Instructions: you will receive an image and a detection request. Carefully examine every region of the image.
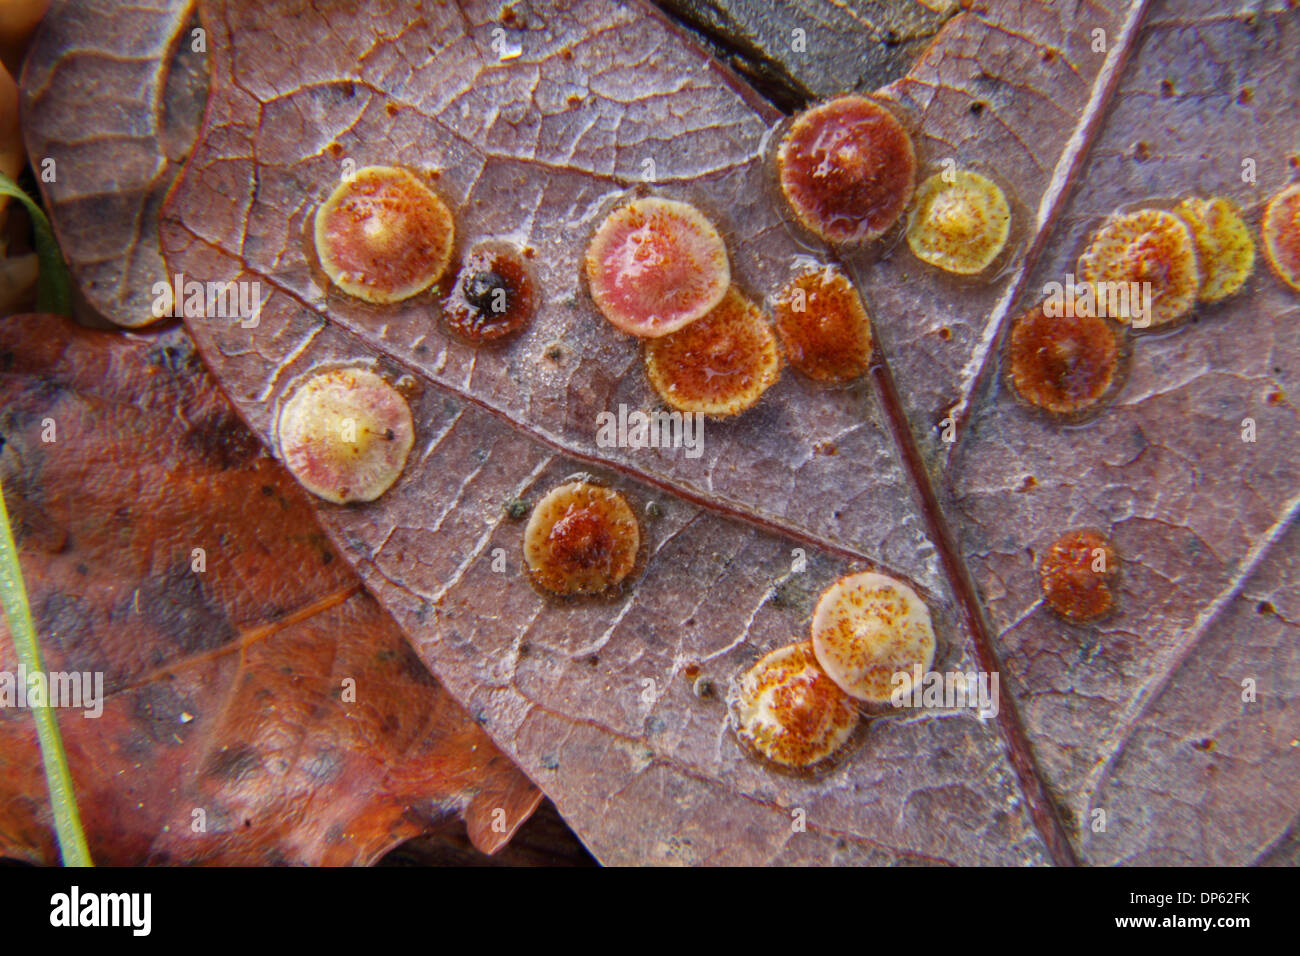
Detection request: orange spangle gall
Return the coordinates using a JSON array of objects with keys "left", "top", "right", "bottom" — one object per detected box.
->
[
  {"left": 732, "top": 641, "right": 858, "bottom": 769},
  {"left": 1006, "top": 300, "right": 1120, "bottom": 415},
  {"left": 643, "top": 287, "right": 781, "bottom": 416},
  {"left": 777, "top": 94, "right": 916, "bottom": 244},
  {"left": 810, "top": 571, "right": 936, "bottom": 704},
  {"left": 584, "top": 196, "right": 730, "bottom": 337},
  {"left": 1261, "top": 183, "right": 1300, "bottom": 292},
  {"left": 443, "top": 243, "right": 536, "bottom": 344},
  {"left": 906, "top": 169, "right": 1011, "bottom": 274},
  {"left": 772, "top": 266, "right": 873, "bottom": 383},
  {"left": 314, "top": 165, "right": 455, "bottom": 304},
  {"left": 1077, "top": 207, "right": 1200, "bottom": 327},
  {"left": 1175, "top": 197, "right": 1254, "bottom": 302},
  {"left": 1039, "top": 529, "right": 1119, "bottom": 623},
  {"left": 275, "top": 368, "right": 414, "bottom": 505},
  {"left": 523, "top": 481, "right": 640, "bottom": 596}
]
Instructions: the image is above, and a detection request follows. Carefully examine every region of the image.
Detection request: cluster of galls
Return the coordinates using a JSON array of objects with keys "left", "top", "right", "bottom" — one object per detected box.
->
[
  {"left": 1005, "top": 186, "right": 1300, "bottom": 629},
  {"left": 276, "top": 165, "right": 539, "bottom": 505},
  {"left": 1007, "top": 183, "right": 1300, "bottom": 418},
  {"left": 777, "top": 94, "right": 1017, "bottom": 276},
  {"left": 733, "top": 571, "right": 937, "bottom": 770},
  {"left": 512, "top": 473, "right": 946, "bottom": 774},
  {"left": 313, "top": 164, "right": 537, "bottom": 343},
  {"left": 582, "top": 92, "right": 962, "bottom": 417},
  {"left": 269, "top": 94, "right": 1300, "bottom": 780},
  {"left": 583, "top": 194, "right": 786, "bottom": 415},
  {"left": 274, "top": 91, "right": 1018, "bottom": 502},
  {"left": 580, "top": 94, "right": 1025, "bottom": 417}
]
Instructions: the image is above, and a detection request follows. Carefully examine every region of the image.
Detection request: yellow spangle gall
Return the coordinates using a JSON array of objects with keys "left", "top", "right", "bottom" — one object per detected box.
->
[
  {"left": 1039, "top": 529, "right": 1119, "bottom": 623},
  {"left": 444, "top": 242, "right": 537, "bottom": 345},
  {"left": 772, "top": 266, "right": 873, "bottom": 383},
  {"left": 906, "top": 169, "right": 1011, "bottom": 274},
  {"left": 584, "top": 196, "right": 730, "bottom": 337},
  {"left": 523, "top": 481, "right": 640, "bottom": 596},
  {"left": 777, "top": 94, "right": 916, "bottom": 244},
  {"left": 1175, "top": 197, "right": 1254, "bottom": 302},
  {"left": 1006, "top": 300, "right": 1121, "bottom": 416},
  {"left": 1077, "top": 208, "right": 1200, "bottom": 327},
  {"left": 810, "top": 571, "right": 936, "bottom": 704},
  {"left": 313, "top": 165, "right": 455, "bottom": 304},
  {"left": 644, "top": 287, "right": 781, "bottom": 416},
  {"left": 276, "top": 368, "right": 414, "bottom": 504},
  {"left": 1262, "top": 183, "right": 1300, "bottom": 292},
  {"left": 733, "top": 641, "right": 859, "bottom": 769}
]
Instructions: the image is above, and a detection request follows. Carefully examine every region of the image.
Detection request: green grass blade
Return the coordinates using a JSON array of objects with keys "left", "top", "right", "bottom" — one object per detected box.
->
[
  {"left": 0, "top": 481, "right": 92, "bottom": 866},
  {"left": 0, "top": 171, "right": 73, "bottom": 316}
]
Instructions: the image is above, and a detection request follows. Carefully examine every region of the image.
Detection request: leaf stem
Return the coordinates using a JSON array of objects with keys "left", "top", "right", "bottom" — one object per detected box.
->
[{"left": 0, "top": 480, "right": 92, "bottom": 866}]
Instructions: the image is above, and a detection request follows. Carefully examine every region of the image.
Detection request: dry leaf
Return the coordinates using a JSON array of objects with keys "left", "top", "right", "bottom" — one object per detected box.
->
[
  {"left": 0, "top": 314, "right": 541, "bottom": 864},
  {"left": 18, "top": 0, "right": 1300, "bottom": 865}
]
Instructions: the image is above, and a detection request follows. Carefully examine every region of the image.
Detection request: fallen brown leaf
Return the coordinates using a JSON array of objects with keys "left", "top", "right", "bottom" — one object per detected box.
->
[{"left": 0, "top": 314, "right": 542, "bottom": 865}]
